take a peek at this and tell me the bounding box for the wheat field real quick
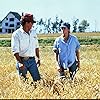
[0,45,100,99]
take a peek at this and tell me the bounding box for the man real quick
[53,22,80,80]
[11,13,41,81]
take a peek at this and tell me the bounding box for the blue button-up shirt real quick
[53,34,80,69]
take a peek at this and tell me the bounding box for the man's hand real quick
[56,63,62,72]
[53,49,59,54]
[77,61,80,69]
[57,67,63,72]
[37,59,40,67]
[19,63,25,70]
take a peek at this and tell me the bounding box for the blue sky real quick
[0,0,100,31]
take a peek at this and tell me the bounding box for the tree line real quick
[35,16,90,33]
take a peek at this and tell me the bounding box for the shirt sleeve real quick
[11,33,20,55]
[35,34,39,48]
[53,38,58,51]
[31,29,39,48]
[75,37,80,51]
[35,39,39,48]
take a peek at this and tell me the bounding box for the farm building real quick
[0,11,21,33]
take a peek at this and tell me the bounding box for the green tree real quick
[51,16,63,33]
[78,20,89,32]
[58,19,63,32]
[51,22,56,33]
[38,18,44,25]
[55,16,59,33]
[46,18,52,33]
[72,18,79,32]
[37,18,44,33]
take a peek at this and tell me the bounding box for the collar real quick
[60,34,71,44]
[19,26,32,34]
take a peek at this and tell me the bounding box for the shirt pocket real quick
[19,37,29,51]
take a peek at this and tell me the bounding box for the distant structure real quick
[0,11,21,33]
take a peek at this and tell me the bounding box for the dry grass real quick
[0,32,100,39]
[38,32,100,39]
[0,45,100,99]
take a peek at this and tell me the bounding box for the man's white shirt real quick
[11,27,39,57]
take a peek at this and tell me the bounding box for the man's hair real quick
[20,13,36,26]
[61,22,70,30]
[63,23,70,30]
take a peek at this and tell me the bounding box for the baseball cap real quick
[61,22,70,30]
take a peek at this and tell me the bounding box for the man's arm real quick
[53,49,59,62]
[14,53,24,70]
[76,49,80,68]
[11,33,21,63]
[14,53,22,63]
[35,48,40,66]
[54,49,62,71]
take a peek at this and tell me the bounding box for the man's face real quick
[61,27,69,34]
[26,22,33,30]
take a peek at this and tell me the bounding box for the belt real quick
[20,57,35,60]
